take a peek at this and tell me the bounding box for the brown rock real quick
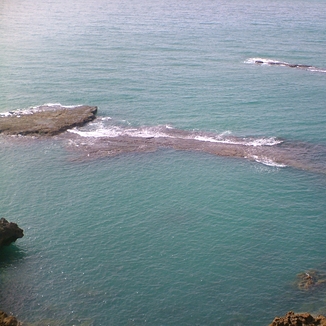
[0,311,21,326]
[269,311,326,326]
[0,218,24,248]
[0,105,97,136]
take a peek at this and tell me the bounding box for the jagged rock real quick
[0,218,24,248]
[0,311,21,326]
[0,105,97,136]
[269,311,326,326]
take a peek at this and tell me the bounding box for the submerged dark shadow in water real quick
[0,245,26,268]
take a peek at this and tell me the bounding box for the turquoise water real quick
[1,0,326,325]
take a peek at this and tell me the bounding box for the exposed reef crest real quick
[1,105,326,174]
[245,58,326,73]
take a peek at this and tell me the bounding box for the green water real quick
[1,0,326,325]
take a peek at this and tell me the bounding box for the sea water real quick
[1,0,326,325]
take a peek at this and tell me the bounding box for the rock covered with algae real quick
[0,104,97,136]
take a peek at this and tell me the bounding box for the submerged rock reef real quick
[1,104,326,173]
[0,218,24,249]
[0,105,97,136]
[269,311,326,326]
[246,57,326,73]
[296,270,326,291]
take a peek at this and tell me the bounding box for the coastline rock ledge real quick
[269,311,326,326]
[0,218,24,249]
[0,105,97,136]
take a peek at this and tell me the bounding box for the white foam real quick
[68,126,123,138]
[69,123,283,148]
[244,57,288,66]
[244,137,283,147]
[68,125,174,139]
[250,155,287,168]
[0,112,13,117]
[308,68,326,73]
[31,103,83,111]
[193,135,282,146]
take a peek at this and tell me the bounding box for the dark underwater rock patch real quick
[296,270,326,291]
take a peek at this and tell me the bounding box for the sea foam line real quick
[249,155,287,168]
[0,103,83,117]
[68,123,282,147]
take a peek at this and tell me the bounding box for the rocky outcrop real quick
[269,311,326,326]
[295,270,326,291]
[254,59,313,69]
[0,311,21,326]
[0,218,24,248]
[0,105,97,136]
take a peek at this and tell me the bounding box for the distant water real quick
[1,0,326,325]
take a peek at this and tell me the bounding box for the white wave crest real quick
[193,135,282,146]
[244,57,288,65]
[250,155,287,168]
[308,68,326,73]
[68,124,174,139]
[68,122,282,148]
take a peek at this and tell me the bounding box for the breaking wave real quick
[63,119,299,169]
[2,104,325,173]
[62,117,326,173]
[68,121,283,148]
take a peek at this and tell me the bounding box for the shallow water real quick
[1,0,326,325]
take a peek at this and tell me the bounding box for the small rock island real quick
[0,105,97,136]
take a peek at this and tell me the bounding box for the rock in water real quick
[0,218,24,248]
[269,311,326,326]
[0,105,97,136]
[0,310,21,326]
[296,270,326,291]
